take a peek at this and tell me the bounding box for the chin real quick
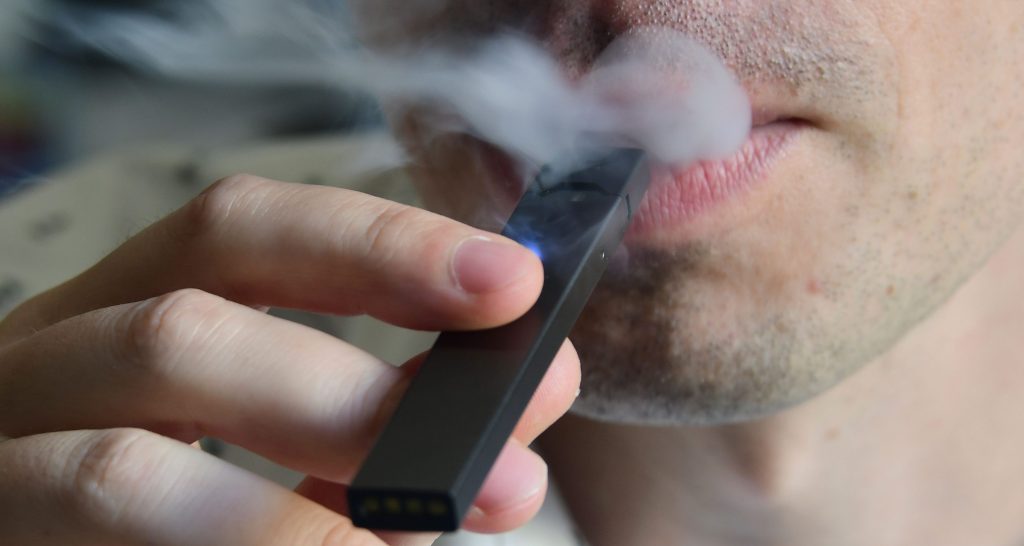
[564,346,832,427]
[564,258,868,426]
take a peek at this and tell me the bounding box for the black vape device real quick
[349,148,649,531]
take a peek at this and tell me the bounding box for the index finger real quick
[4,175,541,337]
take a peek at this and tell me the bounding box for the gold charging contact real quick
[361,497,381,514]
[427,500,448,516]
[405,498,424,515]
[359,496,449,518]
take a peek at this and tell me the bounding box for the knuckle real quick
[358,202,455,266]
[66,428,162,524]
[181,173,268,238]
[125,289,226,375]
[361,203,421,258]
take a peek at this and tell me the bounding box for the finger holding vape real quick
[0,297,578,540]
[0,173,576,542]
[0,289,579,486]
[0,174,543,344]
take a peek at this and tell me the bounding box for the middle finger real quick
[1,288,405,481]
[0,288,580,483]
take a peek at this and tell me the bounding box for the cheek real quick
[887,2,1023,181]
[887,3,1024,261]
[391,107,524,230]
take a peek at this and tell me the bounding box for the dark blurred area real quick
[0,0,382,199]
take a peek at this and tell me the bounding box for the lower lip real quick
[627,121,802,239]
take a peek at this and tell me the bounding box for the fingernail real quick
[471,442,547,516]
[451,236,534,294]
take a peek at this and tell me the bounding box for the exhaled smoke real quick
[38,0,750,174]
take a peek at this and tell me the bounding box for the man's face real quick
[377,1,1024,424]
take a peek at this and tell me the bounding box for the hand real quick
[0,175,581,546]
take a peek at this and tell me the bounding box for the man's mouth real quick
[625,107,810,242]
[468,76,814,242]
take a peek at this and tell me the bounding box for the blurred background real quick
[0,0,382,200]
[0,0,399,479]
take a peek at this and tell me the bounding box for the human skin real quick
[0,177,579,545]
[385,0,1024,543]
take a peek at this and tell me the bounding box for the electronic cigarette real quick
[349,148,649,531]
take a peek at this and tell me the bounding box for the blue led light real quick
[523,241,543,261]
